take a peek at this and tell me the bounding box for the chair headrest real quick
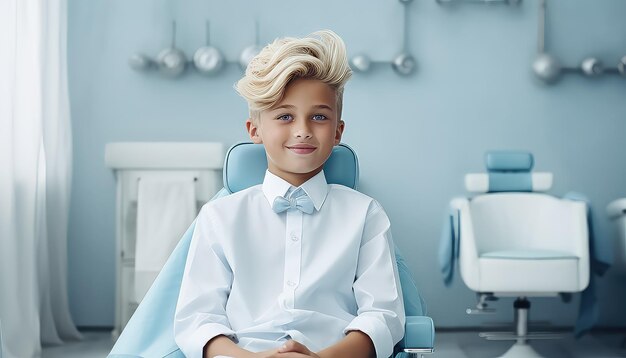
[485,151,534,172]
[223,142,359,193]
[465,151,552,193]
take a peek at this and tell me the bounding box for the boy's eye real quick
[312,114,327,121]
[276,114,293,121]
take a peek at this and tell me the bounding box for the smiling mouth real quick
[287,145,317,154]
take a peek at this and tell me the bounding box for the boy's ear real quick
[246,118,263,144]
[334,120,345,145]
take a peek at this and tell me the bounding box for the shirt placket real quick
[283,208,303,309]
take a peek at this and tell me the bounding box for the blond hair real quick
[235,30,352,121]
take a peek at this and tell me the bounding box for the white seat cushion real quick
[477,250,580,293]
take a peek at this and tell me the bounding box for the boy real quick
[174,30,405,358]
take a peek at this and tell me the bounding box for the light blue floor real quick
[42,330,626,358]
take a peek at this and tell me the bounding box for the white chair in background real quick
[607,198,626,273]
[455,151,590,358]
[607,198,626,348]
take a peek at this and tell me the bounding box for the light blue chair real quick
[109,142,435,358]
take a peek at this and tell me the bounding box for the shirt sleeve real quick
[174,205,236,358]
[344,200,406,358]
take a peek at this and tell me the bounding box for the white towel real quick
[134,173,197,303]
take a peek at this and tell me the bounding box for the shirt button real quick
[287,280,296,287]
[290,234,299,242]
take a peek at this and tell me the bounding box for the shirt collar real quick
[262,170,329,212]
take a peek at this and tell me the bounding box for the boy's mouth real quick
[286,144,317,155]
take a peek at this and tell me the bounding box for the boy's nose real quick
[293,120,312,139]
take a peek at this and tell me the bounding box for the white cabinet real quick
[105,142,223,339]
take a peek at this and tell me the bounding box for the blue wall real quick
[67,0,626,328]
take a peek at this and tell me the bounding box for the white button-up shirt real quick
[174,170,405,358]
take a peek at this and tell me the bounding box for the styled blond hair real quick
[235,30,352,121]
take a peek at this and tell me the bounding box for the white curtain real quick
[0,0,82,357]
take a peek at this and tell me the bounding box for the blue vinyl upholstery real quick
[223,142,358,193]
[486,151,534,192]
[485,151,534,172]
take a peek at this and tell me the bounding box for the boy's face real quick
[246,78,344,187]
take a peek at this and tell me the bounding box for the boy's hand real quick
[278,340,320,357]
[253,340,320,358]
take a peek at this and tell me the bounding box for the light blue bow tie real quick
[272,188,315,214]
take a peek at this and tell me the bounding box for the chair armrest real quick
[455,198,481,291]
[398,315,435,354]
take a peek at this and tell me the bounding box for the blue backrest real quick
[465,151,553,194]
[223,142,359,193]
[222,142,425,316]
[484,151,534,192]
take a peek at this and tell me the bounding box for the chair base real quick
[497,342,543,358]
[476,297,558,358]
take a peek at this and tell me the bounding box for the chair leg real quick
[479,298,561,358]
[497,298,542,358]
[514,297,530,341]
